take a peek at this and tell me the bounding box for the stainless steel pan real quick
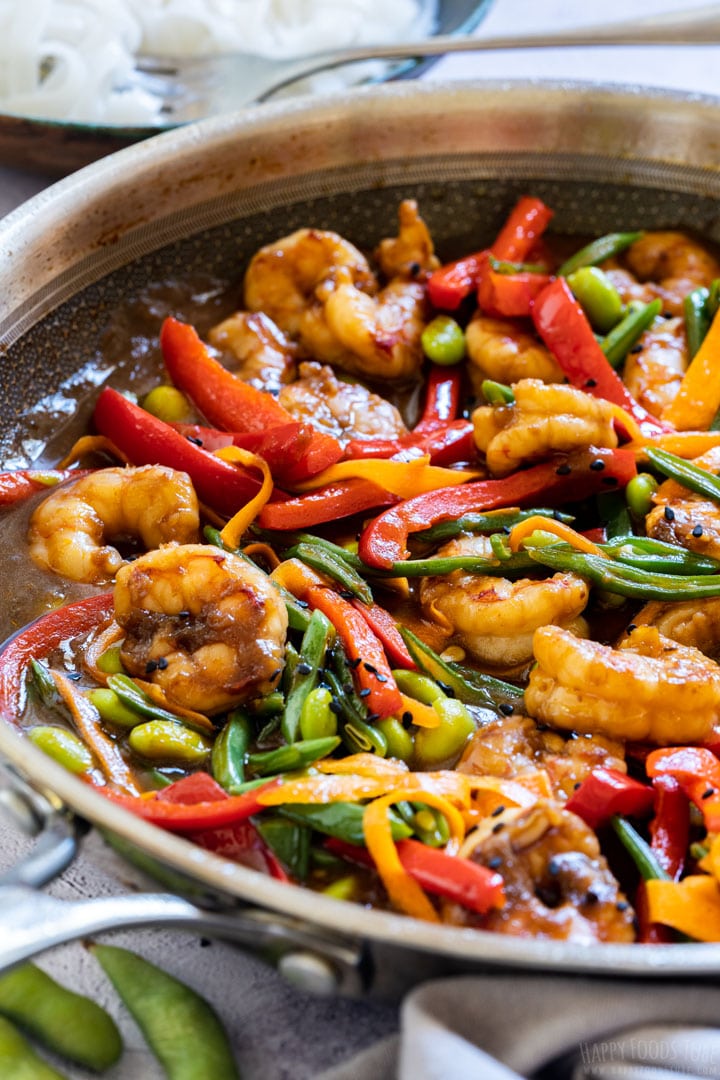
[2,81,720,996]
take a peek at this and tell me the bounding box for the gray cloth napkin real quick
[319,974,720,1080]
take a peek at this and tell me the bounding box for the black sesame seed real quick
[616,900,630,912]
[348,657,362,669]
[585,378,598,388]
[502,526,511,535]
[573,781,582,791]
[498,703,514,716]
[548,858,560,876]
[409,261,421,277]
[67,671,82,681]
[589,459,606,472]
[145,660,157,674]
[329,699,343,715]
[296,599,309,609]
[629,343,643,354]
[359,688,371,698]
[585,889,599,905]
[342,682,354,696]
[402,711,413,724]
[338,590,354,600]
[702,787,716,800]
[490,804,506,817]
[664,506,675,522]
[296,662,312,676]
[627,623,637,633]
[487,856,503,869]
[555,464,572,476]
[692,525,704,538]
[178,610,190,618]
[363,662,377,674]
[186,435,203,446]
[270,668,282,682]
[375,673,388,683]
[491,821,505,834]
[366,713,380,723]
[156,657,169,671]
[437,681,455,698]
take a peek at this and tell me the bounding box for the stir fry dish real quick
[9,195,720,944]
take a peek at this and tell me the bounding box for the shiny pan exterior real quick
[1,81,720,991]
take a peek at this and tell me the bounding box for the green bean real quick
[247,690,284,718]
[602,298,662,369]
[625,472,659,519]
[527,543,720,600]
[29,660,57,708]
[91,945,238,1080]
[95,644,125,674]
[375,716,414,762]
[488,255,546,274]
[282,608,334,743]
[481,379,514,405]
[421,315,466,366]
[0,1015,68,1079]
[278,802,412,845]
[129,720,213,764]
[557,230,643,276]
[247,735,340,776]
[341,719,387,756]
[414,507,574,544]
[28,726,93,775]
[289,533,365,572]
[414,698,476,768]
[288,540,373,603]
[211,712,252,793]
[610,816,671,883]
[383,551,538,578]
[646,447,720,505]
[399,627,523,711]
[88,687,145,730]
[409,803,451,847]
[684,285,711,359]
[255,816,310,880]
[567,266,624,333]
[597,489,634,541]
[299,686,338,740]
[0,963,122,1071]
[604,537,720,575]
[106,674,203,730]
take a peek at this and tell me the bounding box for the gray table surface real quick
[1,1,719,1077]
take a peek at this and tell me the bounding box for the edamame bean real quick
[567,266,624,333]
[392,669,444,705]
[0,1015,67,1079]
[414,698,475,767]
[322,875,359,901]
[28,726,93,775]
[88,688,144,729]
[128,720,213,764]
[0,963,122,1072]
[142,385,193,424]
[95,645,125,674]
[626,472,659,519]
[421,315,466,365]
[92,945,238,1080]
[375,717,414,763]
[299,686,338,740]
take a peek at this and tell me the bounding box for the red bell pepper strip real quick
[157,773,287,880]
[342,420,475,467]
[532,277,671,438]
[0,469,86,508]
[100,777,281,832]
[93,387,263,517]
[414,366,462,433]
[0,593,114,723]
[647,746,720,833]
[258,478,398,531]
[427,195,554,310]
[173,420,339,488]
[350,600,417,671]
[649,775,689,882]
[358,446,637,569]
[160,317,342,482]
[304,585,403,719]
[564,767,655,831]
[476,253,553,319]
[325,837,505,915]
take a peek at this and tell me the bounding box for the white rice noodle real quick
[0,0,437,125]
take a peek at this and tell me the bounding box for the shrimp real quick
[465,314,563,390]
[604,231,720,316]
[646,446,720,560]
[243,227,377,364]
[622,314,687,419]
[278,361,407,444]
[419,534,589,670]
[457,714,626,802]
[207,310,297,392]
[628,597,720,662]
[472,379,618,477]
[114,543,288,715]
[525,624,720,744]
[451,801,635,942]
[27,466,199,584]
[374,199,439,281]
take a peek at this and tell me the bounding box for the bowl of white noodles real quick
[0,0,493,175]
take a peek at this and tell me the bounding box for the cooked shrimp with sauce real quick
[9,194,720,944]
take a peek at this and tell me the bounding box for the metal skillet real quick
[2,80,720,997]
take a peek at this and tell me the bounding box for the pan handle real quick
[0,766,368,996]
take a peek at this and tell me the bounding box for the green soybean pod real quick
[375,717,414,763]
[567,266,624,333]
[299,686,338,740]
[0,1015,67,1079]
[88,688,145,730]
[91,945,238,1080]
[28,727,93,775]
[128,720,213,764]
[142,384,193,424]
[414,698,476,768]
[421,315,466,366]
[0,963,122,1071]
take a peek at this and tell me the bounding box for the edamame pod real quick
[0,1015,67,1080]
[129,720,213,764]
[92,945,238,1080]
[0,963,122,1071]
[28,726,93,775]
